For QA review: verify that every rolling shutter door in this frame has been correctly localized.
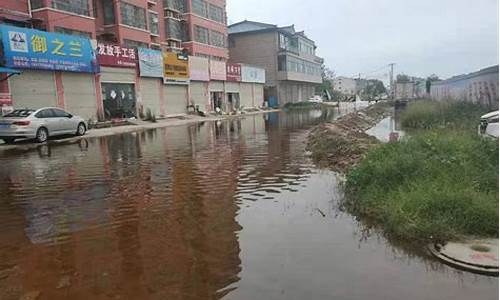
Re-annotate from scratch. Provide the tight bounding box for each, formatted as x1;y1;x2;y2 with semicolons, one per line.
165;85;187;115
140;78;161;117
190;82;208;110
10;70;57;109
63;72;97;120
240;83;254;108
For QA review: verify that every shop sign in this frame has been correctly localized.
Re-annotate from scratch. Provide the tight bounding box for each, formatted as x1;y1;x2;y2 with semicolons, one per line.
0;25;98;73
189;56;209;81
226;63;241;82
138;48;163;78
163;52;189;84
209;60;226;81
242;65;266;83
97;43;137;68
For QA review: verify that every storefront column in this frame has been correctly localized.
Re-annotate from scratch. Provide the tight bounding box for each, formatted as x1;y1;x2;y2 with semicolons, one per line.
159;79;165;116
205;82;210;112
94;73;104;121
54;71;65;109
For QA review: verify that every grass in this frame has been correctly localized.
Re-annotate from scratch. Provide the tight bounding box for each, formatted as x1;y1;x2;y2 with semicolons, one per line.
283;101;322;110
345;101;498;243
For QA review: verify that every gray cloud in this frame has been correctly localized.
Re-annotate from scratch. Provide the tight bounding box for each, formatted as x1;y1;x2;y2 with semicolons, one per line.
227;0;499;80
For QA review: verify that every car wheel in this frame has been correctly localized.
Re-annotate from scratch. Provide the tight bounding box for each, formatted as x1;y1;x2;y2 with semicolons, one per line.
36;127;48;143
76;123;86;136
2;138;15;144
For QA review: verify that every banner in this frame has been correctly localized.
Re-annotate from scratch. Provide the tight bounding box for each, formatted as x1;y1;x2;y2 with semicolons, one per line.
163;52;189;84
189;56;209;81
138;48;163;77
242;65;266;83
97;43;137;68
226;63;241;82
0;25;98;73
209;60;226;81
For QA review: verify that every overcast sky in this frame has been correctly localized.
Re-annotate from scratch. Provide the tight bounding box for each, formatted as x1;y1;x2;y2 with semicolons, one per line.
227;0;499;81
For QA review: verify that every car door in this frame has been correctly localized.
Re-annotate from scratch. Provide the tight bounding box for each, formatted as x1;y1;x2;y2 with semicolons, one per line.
51;109;74;134
35;109;58;135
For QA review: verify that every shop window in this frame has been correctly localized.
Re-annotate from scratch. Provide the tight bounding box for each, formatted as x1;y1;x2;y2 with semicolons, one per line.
194;25;209;44
51;0;90;16
209;4;224;23
192;0;208;18
120;2;146;30
149;11;159;35
102;0;115;25
54;27;92;38
210;30;225;48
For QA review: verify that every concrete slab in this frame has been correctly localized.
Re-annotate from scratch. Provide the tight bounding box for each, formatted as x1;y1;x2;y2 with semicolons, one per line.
429;239;499;276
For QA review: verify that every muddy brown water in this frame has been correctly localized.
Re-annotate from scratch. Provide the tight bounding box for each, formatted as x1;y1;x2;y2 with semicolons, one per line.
0;107;497;300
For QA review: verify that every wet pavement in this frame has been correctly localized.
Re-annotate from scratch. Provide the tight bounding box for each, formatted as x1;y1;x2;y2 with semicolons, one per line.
0;107;497;300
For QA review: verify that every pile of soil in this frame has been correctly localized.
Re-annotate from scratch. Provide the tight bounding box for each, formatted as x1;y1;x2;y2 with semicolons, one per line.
307;102;393;173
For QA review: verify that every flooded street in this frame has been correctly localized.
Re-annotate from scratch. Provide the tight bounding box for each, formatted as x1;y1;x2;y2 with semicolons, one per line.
0;108;496;300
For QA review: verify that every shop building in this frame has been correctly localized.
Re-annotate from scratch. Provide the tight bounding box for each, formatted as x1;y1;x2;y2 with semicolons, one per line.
228;20;323;106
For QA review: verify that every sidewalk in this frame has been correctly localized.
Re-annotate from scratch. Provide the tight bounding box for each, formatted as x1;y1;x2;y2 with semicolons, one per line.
0;109;280;153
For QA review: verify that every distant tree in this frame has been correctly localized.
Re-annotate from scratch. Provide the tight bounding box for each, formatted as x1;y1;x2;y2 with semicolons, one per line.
425;74;441;94
396;74;410;83
361;79;387;99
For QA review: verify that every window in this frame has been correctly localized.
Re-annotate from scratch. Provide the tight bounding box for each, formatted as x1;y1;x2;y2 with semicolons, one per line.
102;0;115;25
299;40;314;55
51;0;90;16
192;0;208;18
30;0;44;9
55;27;92;38
164;0;186;12
120;2;146;30
278;55;286;71
35;109;55;119
151;44;161;50
166;18;185;40
149;11;159;35
210;30;224;47
123;39;148;48
194;25;209;44
52;109;71;118
228;37;235;48
209;4;224;23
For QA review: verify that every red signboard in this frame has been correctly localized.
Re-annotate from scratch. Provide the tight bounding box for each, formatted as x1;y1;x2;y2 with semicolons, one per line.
97;43;137;68
226;63;241;82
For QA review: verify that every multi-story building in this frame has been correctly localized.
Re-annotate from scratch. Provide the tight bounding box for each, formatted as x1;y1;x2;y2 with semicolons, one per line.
332;76;370;96
0;0;228;57
228;21;323;106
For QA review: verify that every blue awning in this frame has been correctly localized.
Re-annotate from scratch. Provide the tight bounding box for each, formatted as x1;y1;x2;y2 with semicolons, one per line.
0;67;21;74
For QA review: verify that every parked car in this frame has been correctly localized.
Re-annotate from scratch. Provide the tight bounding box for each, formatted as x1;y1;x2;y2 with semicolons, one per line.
479;111;499;138
0;108;87;144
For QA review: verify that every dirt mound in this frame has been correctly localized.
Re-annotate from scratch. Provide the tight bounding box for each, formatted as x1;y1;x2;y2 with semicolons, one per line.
307;102;392;172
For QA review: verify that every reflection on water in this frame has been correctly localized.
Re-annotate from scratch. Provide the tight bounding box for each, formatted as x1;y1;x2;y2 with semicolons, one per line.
366;108;406;142
0;108;496;300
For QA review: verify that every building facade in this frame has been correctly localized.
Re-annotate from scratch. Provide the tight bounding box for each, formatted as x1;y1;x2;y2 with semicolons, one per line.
228;21;323;106
0;0;240;120
430;65;499;109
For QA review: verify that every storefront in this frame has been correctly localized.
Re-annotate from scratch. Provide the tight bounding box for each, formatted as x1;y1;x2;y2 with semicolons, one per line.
225;64;241;111
163;52;189;116
0;25;98;117
210;60;226;112
138;48;164;117
97;43;138;120
241;65;266;108
189;56;210;111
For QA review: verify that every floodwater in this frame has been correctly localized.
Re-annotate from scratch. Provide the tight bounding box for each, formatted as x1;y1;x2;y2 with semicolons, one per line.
0;108;496;300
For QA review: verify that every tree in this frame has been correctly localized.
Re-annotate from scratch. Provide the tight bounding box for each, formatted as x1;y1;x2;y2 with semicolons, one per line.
315;64;336;99
396;74;410;83
425;74;441;94
361;79;387;99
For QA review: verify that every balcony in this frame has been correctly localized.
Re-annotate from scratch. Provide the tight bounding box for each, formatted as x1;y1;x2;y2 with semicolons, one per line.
277;71;322;84
163;0;186;13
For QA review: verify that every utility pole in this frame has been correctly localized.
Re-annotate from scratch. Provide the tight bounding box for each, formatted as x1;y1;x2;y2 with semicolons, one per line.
388;63;395;99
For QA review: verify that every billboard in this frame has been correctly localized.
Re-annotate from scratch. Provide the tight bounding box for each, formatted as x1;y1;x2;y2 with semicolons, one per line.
209;60;226;81
163;52;189;84
97;43;137;68
138;48;163;78
189;56;209;81
0;25;98;73
226;63;241;82
242;65;265;83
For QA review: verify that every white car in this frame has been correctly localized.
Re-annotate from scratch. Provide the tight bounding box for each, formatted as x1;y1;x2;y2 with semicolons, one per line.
479;111;499;138
0;108;88;144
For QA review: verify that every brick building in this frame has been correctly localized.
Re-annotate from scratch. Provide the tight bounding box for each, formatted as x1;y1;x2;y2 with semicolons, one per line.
0;0;243;120
228;21;323;106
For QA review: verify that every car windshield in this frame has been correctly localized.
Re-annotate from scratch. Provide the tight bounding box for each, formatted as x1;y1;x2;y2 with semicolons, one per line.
3;109;35;118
